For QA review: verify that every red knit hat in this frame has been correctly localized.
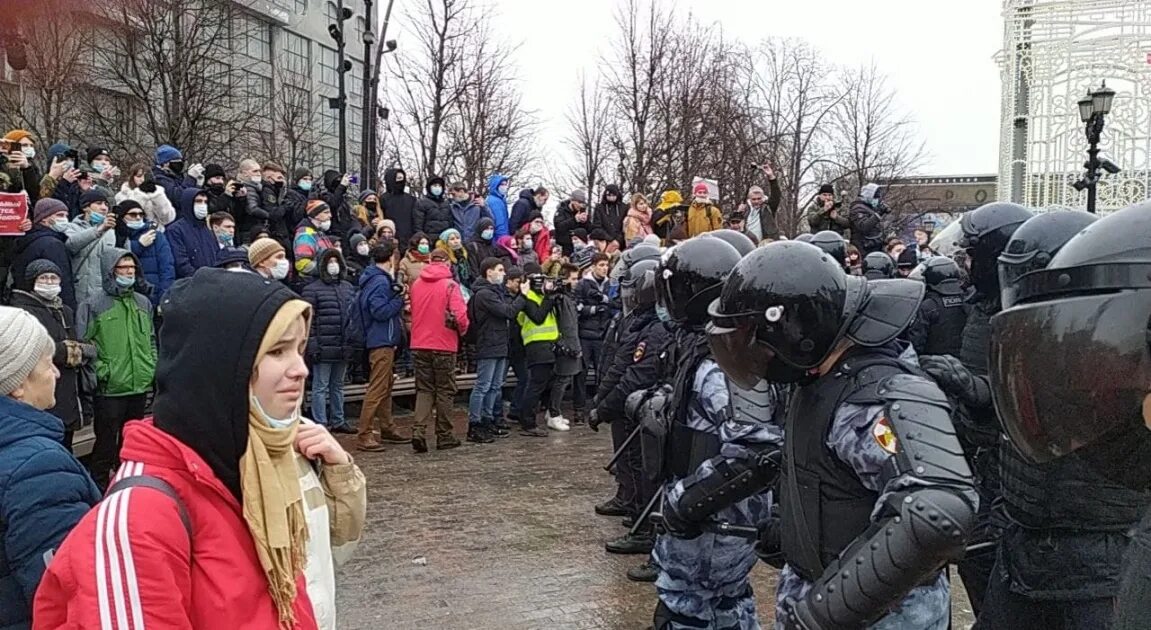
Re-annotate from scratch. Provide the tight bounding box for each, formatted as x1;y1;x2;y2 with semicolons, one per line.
692;182;710;197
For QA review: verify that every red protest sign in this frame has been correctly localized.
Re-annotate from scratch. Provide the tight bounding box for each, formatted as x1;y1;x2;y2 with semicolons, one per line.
0;193;29;236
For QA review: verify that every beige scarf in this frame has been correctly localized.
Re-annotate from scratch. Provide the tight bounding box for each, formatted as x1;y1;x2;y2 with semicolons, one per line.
241;300;312;627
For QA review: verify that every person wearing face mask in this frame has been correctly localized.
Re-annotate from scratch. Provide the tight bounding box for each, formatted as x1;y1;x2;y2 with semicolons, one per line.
286;167;318;228
434;227;472;296
294;200;337;279
486;172;512;239
593;184;628;249
848;182;891;256
2;129;43;204
150;143;198;210
35;269;366;630
118;200;175;307
509;185;549;236
259;162;289;244
249;237;292;283
11;199;79;310
167;189;227;278
9;260;96;449
450;181;489;239
116;162;177;226
379;167;417;245
302;250;357;434
513;226;540;267
60;189;118;309
84;146;119;200
75;249;156;488
684;182;723;238
345;233;372;282
466;257;524;444
466;217;509;281
319;170;352;242
352;190;381;247
0;306;101;630
415;175;454;239
399;232;432;288
523;211;553;263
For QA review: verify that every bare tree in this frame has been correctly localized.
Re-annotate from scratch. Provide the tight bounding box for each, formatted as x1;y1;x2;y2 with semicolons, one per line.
562;72;611;196
259;67;319;175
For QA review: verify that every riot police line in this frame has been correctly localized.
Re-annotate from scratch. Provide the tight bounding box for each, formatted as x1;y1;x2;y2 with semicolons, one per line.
587;203;1151;629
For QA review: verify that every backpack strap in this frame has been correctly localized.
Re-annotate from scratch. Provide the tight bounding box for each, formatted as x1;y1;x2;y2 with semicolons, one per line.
106;475;193;541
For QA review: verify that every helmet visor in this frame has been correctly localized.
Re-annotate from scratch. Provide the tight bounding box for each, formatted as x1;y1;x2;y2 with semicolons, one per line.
706;316;774;390
620;284;637;317
990;289;1151;464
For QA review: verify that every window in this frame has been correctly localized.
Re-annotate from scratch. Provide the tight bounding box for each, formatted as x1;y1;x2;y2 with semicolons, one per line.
347;60;361;97
316;144;339;172
293;0;308;15
237;15;271;64
318;95;339;136
279;30;310;84
244;73;274;118
348;103;363;148
318;45;339;88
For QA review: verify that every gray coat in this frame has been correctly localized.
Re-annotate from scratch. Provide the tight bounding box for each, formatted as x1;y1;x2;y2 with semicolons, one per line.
61;217;116;310
553;292;582;377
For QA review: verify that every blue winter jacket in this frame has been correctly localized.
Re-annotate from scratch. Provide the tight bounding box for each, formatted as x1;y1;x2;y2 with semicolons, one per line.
0;396;102;630
358;264;404;350
166;188;220;278
485;174;511;239
151;163;195;213
127;227;176;306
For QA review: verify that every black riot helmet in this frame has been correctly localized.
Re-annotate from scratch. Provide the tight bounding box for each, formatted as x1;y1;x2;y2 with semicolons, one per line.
997;210;1098;310
990;200;1151;489
862;251;896;280
655;237;743;327
794;233;814;244
701;229;755;257
621;259;659;316
809;230;848;269
959;201;1033;299
909;256;963;296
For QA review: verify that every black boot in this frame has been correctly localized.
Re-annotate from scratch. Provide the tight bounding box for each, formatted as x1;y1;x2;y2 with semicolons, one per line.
605;532;654;555
467;425;495;444
595;496;630;517
626;559;658;582
487;421;510;438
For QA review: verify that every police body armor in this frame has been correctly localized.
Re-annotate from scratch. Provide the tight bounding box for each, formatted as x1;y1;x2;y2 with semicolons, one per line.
920;291;967;356
779;349;914;582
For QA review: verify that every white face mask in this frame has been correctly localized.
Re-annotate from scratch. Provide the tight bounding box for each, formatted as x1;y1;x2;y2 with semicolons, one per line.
356;244;370;257
326;261;341;276
250;174;262;185
193;203;208;219
21;146;36;159
34;283;61;299
317;220;331;232
271;258;290;280
250;394;297;429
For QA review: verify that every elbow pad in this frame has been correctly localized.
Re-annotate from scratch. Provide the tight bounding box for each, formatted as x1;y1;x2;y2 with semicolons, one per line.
677;450;782;523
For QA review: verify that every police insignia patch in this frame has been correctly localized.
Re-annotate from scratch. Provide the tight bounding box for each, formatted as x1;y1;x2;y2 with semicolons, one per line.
633;341;647;362
872;417;898;454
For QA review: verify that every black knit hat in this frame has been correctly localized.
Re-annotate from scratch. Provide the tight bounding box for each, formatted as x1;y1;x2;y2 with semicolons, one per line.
819;184;834;195
203;163;227;181
86;147;109;163
293;167;311;182
24;258;62;283
79;189;107;209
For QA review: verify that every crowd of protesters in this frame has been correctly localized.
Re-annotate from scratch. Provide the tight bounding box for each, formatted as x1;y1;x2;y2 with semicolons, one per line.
0;127;950;628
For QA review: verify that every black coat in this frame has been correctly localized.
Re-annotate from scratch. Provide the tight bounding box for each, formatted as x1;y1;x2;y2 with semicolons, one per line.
593;184;626;248
553;199;591;255
470;278;523;360
380;168;418;245
574;274;612;340
416;193;453;239
465;219;512;284
8;290;84;430
284;185;314;229
904;290;968;356
848;200;886;255
10;226;76;311
509;189;539;235
595;309;672;419
301;250;356;363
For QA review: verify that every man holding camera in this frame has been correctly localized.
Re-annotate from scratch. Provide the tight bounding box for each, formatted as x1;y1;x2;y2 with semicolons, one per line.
516;271;560;437
806;183;849;237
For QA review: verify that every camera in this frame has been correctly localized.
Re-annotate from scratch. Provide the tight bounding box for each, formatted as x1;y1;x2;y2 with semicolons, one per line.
528;274;547;293
63;148;79;161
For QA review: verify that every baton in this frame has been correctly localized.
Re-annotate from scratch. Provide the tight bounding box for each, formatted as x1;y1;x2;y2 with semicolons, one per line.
628;487;664;537
649;512;761;541
603;422;643;472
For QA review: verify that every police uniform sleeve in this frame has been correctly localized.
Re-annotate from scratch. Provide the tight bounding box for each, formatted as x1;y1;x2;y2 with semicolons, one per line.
903;299;937;356
784;374;978;630
599;325;665;419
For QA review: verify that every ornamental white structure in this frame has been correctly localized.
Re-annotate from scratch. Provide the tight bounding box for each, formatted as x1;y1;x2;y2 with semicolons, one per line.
999;0;1151;212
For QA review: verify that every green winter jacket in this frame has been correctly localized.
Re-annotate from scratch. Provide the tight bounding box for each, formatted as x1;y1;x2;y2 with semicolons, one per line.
76;247;156;397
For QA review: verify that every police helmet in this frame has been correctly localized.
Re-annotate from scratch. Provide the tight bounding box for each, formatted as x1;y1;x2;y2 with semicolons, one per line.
997;210;1097;309
794;233;814;244
862;251;896;280
621;259;659;315
655;237;742;326
622;243;661;267
959;202;1033;298
990;200;1151;488
809;230;847;268
909;256;962;296
701;229;755;257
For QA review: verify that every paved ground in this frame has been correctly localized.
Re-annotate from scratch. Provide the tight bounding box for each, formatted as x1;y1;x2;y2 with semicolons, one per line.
333;404;976;629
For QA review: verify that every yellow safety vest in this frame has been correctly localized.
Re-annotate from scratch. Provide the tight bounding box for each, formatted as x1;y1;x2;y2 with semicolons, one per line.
518;289;559;345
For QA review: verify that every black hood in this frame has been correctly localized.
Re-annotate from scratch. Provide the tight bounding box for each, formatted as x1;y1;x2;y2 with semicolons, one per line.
322;169;342;192
425;175;446;200
601;184;622;204
474;217;495;239
384;168;408;195
152;268;302;499
317;248;347;283
517;188;538;208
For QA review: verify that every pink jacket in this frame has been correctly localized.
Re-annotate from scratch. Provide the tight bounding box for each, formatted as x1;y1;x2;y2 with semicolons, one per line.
409;262;468;352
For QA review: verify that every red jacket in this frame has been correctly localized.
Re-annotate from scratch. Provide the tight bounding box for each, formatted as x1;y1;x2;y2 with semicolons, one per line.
33;420;319;630
409;262;468;352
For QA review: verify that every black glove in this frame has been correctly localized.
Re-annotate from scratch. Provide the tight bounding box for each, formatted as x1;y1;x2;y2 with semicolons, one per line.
659;493;703;540
920;354;987;407
393;282;405;296
588;409;601;432
138;180;157;194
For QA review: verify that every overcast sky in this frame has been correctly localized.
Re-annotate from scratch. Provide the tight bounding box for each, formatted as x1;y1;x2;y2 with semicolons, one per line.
392;0;1005;178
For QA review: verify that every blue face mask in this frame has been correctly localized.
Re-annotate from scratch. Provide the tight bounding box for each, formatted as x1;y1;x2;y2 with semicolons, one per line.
299;180;312;192
216;231;233;246
430;185;443;197
115;274;135;288
655;304;672;323
481;228;494;240
89;212;105;226
250;394;297;429
125;219;145;231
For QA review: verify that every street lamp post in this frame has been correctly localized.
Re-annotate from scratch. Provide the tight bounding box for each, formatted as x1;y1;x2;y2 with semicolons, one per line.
359;0;375;188
365;0;397;192
1074;81;1118;213
328;1;354;173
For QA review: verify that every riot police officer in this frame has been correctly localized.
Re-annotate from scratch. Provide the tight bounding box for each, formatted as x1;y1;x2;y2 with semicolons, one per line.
904;256;967;356
594;259;672;579
919;201;1032;614
808;230;848;271
663;241;978;629
702;228;756;257
862;251;896;280
988;200;1151;630
974;208;1148;629
641;236;769;629
594;245;663;518
794;233;814;244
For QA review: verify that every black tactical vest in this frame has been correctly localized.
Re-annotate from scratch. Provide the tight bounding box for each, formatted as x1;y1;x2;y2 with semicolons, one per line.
921;292;967;356
779;349;912;582
956;298;1002;493
665;330;722;480
1000;441;1150;531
